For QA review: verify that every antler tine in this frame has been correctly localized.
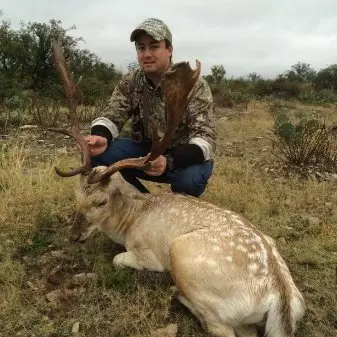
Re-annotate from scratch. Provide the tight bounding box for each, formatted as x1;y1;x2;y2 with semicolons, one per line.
87;60;201;184
48;39;91;177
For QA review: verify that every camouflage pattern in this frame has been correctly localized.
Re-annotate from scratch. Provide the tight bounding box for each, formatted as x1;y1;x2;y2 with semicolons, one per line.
100;67;216;153
130;18;173;44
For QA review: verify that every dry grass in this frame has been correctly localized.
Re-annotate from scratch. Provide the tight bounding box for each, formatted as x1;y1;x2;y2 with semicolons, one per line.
0;101;336;336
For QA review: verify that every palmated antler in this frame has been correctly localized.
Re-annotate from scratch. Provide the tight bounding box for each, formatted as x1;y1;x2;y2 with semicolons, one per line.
88;60;201;184
48;39;91;177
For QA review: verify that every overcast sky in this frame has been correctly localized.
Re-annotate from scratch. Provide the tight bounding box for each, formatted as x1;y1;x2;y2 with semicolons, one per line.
2;0;337;78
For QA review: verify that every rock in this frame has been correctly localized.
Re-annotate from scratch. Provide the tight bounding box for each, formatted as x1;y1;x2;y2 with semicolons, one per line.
72;273;87;286
302;215;320;226
315;172;324;179
284;225;294;230
46;289;62;302
72;322;80;334
284;199;292;207
50;250;64;258
19;125;38;130
150;323;178;337
26;281;38;290
72;273;96;286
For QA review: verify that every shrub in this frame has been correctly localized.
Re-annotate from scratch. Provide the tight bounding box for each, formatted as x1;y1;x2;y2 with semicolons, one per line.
272;113;337;170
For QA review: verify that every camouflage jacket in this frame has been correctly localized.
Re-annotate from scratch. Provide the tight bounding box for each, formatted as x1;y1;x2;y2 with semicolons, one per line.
91;67;216;160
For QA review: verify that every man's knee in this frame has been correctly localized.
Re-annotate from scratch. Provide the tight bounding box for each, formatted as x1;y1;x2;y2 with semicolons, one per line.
171;162;213;198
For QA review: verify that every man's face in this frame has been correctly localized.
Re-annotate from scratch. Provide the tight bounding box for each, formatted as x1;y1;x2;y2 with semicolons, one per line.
135;33;172;76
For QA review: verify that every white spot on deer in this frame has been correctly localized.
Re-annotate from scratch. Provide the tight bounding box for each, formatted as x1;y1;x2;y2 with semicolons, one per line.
210;237;219;244
213;246;221;252
248;262;259;275
248;252;259;260
225;256;233;262
229;241;235;247
237;244;248;253
207;259;218;267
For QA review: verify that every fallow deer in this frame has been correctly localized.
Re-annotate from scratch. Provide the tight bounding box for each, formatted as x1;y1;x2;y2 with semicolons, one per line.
49;40;305;337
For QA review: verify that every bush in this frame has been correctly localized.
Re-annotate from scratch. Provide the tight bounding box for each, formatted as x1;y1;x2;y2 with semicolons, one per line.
272;113;337;170
298;90;337;105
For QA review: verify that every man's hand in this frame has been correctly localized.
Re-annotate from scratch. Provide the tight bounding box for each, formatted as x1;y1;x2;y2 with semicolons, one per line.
86;135;108;157
144;155;167;176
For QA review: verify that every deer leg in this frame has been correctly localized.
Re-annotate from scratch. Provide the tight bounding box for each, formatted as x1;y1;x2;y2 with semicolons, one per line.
172;289;207;331
113;251;165;271
235;325;258;337
205;321;236;337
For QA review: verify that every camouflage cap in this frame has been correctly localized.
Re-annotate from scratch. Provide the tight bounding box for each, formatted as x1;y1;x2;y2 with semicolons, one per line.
130;18;172;44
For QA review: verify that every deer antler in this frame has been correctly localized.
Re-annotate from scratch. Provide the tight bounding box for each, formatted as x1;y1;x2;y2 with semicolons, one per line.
48;39;91;177
87;60;201;184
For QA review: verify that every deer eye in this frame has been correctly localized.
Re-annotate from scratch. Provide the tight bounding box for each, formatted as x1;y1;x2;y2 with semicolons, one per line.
94;199;108;207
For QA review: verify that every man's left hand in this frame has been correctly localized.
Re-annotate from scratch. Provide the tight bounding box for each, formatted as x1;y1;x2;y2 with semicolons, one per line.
144;155;167;176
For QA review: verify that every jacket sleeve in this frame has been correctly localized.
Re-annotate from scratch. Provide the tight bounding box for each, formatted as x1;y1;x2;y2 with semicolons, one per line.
185;77;216;161
90;72;135;143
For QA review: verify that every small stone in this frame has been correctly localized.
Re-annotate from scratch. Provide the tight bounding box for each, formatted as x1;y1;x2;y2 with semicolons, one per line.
315;172;324;179
284;199;292;206
19;125;38;130
72;322;80;334
302;215;320;226
50;250;64;258
150;323;178;337
27;281;38;290
284;225;294;230
72;273;96;286
46;289;62;302
86;273;96;280
73;273;87;285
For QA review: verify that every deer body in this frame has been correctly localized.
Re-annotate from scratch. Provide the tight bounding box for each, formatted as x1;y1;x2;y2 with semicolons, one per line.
72;170;305;337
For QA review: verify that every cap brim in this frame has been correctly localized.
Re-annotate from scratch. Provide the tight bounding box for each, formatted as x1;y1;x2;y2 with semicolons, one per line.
130;29;146;42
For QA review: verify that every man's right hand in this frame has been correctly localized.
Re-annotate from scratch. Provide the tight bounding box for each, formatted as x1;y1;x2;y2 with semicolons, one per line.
86;135;108;157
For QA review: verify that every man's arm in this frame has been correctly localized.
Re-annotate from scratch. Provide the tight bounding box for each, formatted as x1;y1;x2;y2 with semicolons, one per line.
90;72;135;147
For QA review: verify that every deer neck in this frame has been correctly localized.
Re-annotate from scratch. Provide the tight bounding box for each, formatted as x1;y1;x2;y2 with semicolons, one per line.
99;188;147;245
